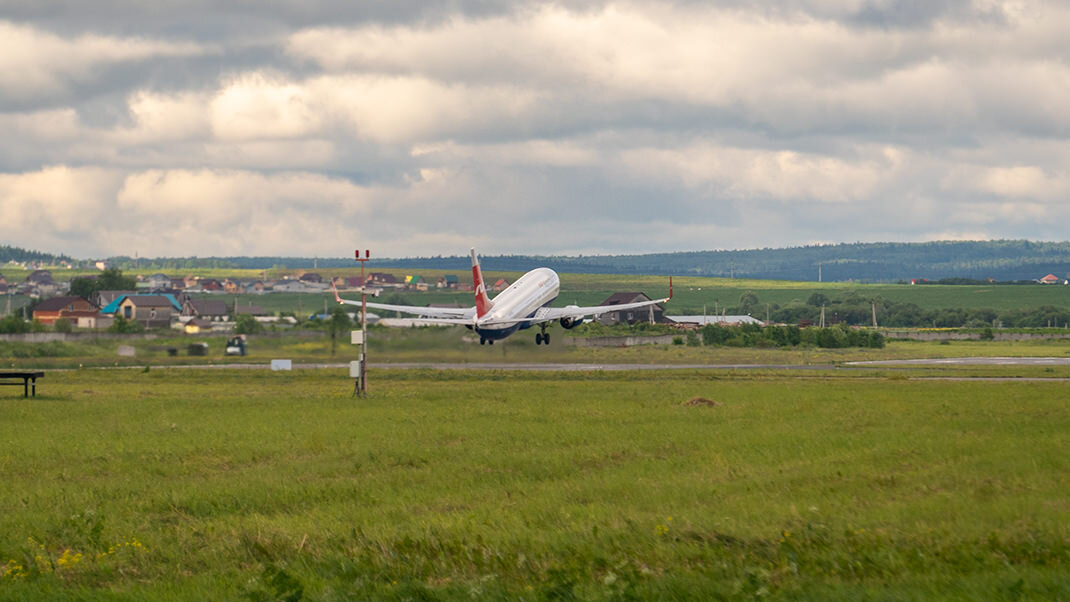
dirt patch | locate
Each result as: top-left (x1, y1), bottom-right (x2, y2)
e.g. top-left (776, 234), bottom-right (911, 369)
top-left (682, 397), bottom-right (721, 407)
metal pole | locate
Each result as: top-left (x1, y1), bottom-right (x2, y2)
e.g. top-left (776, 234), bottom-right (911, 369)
top-left (355, 249), bottom-right (370, 397)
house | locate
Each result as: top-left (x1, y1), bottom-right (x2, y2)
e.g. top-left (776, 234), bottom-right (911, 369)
top-left (234, 304), bottom-right (266, 316)
top-left (170, 278), bottom-right (186, 290)
top-left (147, 273), bottom-right (172, 291)
top-left (1038, 274), bottom-right (1060, 284)
top-left (437, 275), bottom-right (459, 289)
top-left (299, 272), bottom-right (324, 283)
top-left (182, 298), bottom-right (228, 320)
top-left (596, 292), bottom-right (667, 326)
top-left (492, 278), bottom-right (510, 292)
top-left (272, 279), bottom-right (314, 292)
top-left (345, 276), bottom-right (365, 289)
top-left (199, 278), bottom-right (223, 292)
top-left (117, 295), bottom-right (175, 328)
top-left (405, 275), bottom-right (428, 291)
top-left (223, 279), bottom-right (243, 294)
top-left (26, 270), bottom-right (53, 285)
top-left (94, 261), bottom-right (111, 271)
top-left (32, 296), bottom-right (97, 326)
top-left (183, 275), bottom-right (199, 289)
top-left (368, 272), bottom-right (400, 286)
top-left (95, 290), bottom-right (136, 309)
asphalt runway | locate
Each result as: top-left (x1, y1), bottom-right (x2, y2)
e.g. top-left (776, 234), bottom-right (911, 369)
top-left (846, 357), bottom-right (1070, 366)
top-left (122, 357), bottom-right (1070, 372)
top-left (149, 362), bottom-right (838, 371)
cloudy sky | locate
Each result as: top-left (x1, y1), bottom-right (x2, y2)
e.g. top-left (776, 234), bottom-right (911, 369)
top-left (1, 1), bottom-right (1067, 259)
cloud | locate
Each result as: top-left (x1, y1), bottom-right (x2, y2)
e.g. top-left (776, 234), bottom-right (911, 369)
top-left (3, 2), bottom-right (1070, 258)
top-left (0, 21), bottom-right (208, 106)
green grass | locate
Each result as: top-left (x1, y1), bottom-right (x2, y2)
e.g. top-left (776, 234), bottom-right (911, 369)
top-left (0, 368), bottom-right (1066, 600)
top-left (5, 329), bottom-right (1070, 375)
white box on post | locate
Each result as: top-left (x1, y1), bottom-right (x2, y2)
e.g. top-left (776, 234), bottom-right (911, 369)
top-left (349, 360), bottom-right (362, 378)
top-left (351, 330), bottom-right (364, 345)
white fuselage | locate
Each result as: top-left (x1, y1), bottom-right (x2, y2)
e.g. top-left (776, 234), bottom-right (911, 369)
top-left (476, 267), bottom-right (560, 339)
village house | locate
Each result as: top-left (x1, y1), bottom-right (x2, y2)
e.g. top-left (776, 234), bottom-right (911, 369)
top-left (26, 270), bottom-right (53, 285)
top-left (596, 292), bottom-right (668, 326)
top-left (405, 275), bottom-right (429, 291)
top-left (234, 303), bottom-right (267, 316)
top-left (181, 298), bottom-right (228, 320)
top-left (32, 296), bottom-right (98, 326)
top-left (368, 272), bottom-right (400, 287)
top-left (94, 290), bottom-right (136, 309)
top-left (147, 273), bottom-right (172, 291)
top-left (492, 278), bottom-right (510, 292)
top-left (117, 295), bottom-right (175, 329)
top-left (437, 275), bottom-right (459, 289)
top-left (1038, 273), bottom-right (1062, 284)
top-left (272, 279), bottom-right (315, 293)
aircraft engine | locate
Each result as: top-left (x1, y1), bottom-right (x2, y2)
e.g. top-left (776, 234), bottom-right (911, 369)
top-left (559, 311), bottom-right (585, 329)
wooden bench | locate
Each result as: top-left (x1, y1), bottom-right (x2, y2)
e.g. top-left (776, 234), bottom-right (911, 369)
top-left (0, 372), bottom-right (45, 398)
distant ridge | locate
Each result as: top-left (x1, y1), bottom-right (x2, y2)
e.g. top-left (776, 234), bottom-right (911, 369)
top-left (6, 240), bottom-right (1070, 282)
top-left (353, 240), bottom-right (1070, 282)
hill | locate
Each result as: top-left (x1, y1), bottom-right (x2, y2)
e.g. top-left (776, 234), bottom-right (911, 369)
top-left (359, 240), bottom-right (1070, 282)
top-left (8, 240), bottom-right (1070, 282)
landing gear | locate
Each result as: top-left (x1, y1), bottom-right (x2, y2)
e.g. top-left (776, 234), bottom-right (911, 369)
top-left (480, 337), bottom-right (493, 345)
top-left (535, 324), bottom-right (551, 345)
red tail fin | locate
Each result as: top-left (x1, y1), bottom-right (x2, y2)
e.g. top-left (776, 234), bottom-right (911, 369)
top-left (471, 248), bottom-right (492, 317)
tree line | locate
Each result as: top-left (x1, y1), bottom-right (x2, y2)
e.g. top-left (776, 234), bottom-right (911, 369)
top-left (739, 292), bottom-right (1070, 329)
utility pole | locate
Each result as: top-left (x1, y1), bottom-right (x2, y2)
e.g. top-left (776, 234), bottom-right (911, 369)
top-left (352, 249), bottom-right (371, 397)
top-left (871, 302), bottom-right (878, 328)
top-left (818, 262), bottom-right (822, 282)
top-left (820, 305), bottom-right (826, 328)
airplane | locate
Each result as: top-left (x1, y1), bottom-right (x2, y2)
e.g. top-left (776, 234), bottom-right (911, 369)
top-left (333, 248), bottom-right (671, 345)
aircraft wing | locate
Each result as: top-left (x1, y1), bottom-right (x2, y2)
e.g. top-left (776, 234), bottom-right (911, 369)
top-left (533, 296), bottom-right (671, 323)
top-left (477, 294), bottom-right (672, 327)
top-left (333, 287), bottom-right (475, 320)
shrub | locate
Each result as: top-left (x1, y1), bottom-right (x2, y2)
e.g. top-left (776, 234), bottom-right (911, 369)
top-left (234, 314), bottom-right (264, 335)
top-left (108, 315), bottom-right (144, 334)
top-left (685, 330), bottom-right (700, 346)
top-left (0, 314), bottom-right (29, 334)
top-left (54, 318), bottom-right (73, 333)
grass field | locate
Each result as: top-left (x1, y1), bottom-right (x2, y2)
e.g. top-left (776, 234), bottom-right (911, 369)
top-left (0, 367), bottom-right (1066, 600)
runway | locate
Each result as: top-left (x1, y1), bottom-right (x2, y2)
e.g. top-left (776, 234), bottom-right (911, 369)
top-left (109, 356), bottom-right (1070, 372)
top-left (846, 357), bottom-right (1070, 366)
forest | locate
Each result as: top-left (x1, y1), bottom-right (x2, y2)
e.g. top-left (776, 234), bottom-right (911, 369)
top-left (7, 240), bottom-right (1070, 282)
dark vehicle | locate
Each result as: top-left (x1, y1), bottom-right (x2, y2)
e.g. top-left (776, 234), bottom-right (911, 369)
top-left (224, 335), bottom-right (247, 356)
